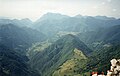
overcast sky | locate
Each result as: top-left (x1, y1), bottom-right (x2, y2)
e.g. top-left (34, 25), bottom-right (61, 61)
top-left (0, 0), bottom-right (120, 21)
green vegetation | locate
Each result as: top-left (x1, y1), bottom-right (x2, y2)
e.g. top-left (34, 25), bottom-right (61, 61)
top-left (53, 48), bottom-right (88, 76)
top-left (0, 13), bottom-right (120, 76)
top-left (27, 41), bottom-right (51, 59)
top-left (0, 45), bottom-right (39, 76)
top-left (0, 24), bottom-right (46, 55)
top-left (82, 45), bottom-right (120, 75)
top-left (28, 34), bottom-right (92, 76)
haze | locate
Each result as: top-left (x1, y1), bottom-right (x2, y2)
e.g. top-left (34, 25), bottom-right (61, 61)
top-left (0, 0), bottom-right (120, 21)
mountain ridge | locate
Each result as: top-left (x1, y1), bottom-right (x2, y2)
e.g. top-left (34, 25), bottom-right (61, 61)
top-left (28, 34), bottom-right (92, 76)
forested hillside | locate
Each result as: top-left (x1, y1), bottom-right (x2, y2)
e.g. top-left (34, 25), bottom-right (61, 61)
top-left (0, 13), bottom-right (120, 76)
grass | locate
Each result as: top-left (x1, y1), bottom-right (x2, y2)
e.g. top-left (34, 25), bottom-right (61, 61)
top-left (52, 48), bottom-right (88, 76)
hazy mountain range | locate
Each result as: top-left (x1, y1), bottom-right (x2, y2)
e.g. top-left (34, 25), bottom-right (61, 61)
top-left (0, 13), bottom-right (120, 76)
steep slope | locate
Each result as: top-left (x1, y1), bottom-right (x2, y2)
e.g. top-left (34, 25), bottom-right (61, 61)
top-left (0, 45), bottom-right (39, 76)
top-left (53, 48), bottom-right (88, 76)
top-left (0, 24), bottom-right (46, 54)
top-left (33, 13), bottom-right (71, 37)
top-left (82, 45), bottom-right (120, 75)
top-left (33, 13), bottom-right (88, 36)
top-left (27, 41), bottom-right (52, 60)
top-left (76, 25), bottom-right (120, 75)
top-left (101, 25), bottom-right (120, 45)
top-left (77, 25), bottom-right (120, 50)
top-left (28, 34), bottom-right (92, 76)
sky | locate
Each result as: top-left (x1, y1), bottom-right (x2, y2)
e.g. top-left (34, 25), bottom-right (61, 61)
top-left (0, 0), bottom-right (120, 21)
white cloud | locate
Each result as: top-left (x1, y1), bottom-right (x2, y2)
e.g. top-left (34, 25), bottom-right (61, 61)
top-left (93, 6), bottom-right (99, 9)
top-left (107, 0), bottom-right (111, 2)
top-left (112, 9), bottom-right (117, 12)
top-left (0, 0), bottom-right (119, 20)
top-left (102, 2), bottom-right (106, 5)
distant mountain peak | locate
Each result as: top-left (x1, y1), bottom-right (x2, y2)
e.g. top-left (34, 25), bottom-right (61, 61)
top-left (21, 18), bottom-right (32, 22)
top-left (42, 12), bottom-right (69, 18)
top-left (95, 15), bottom-right (116, 20)
top-left (74, 14), bottom-right (83, 18)
top-left (35, 12), bottom-right (70, 22)
top-left (57, 34), bottom-right (92, 54)
top-left (44, 12), bottom-right (62, 16)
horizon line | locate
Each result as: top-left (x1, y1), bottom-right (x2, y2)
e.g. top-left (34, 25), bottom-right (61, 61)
top-left (0, 12), bottom-right (119, 22)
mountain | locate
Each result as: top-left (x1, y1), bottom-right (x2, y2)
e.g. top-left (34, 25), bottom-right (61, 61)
top-left (77, 25), bottom-right (120, 50)
top-left (35, 12), bottom-right (70, 22)
top-left (13, 18), bottom-right (33, 27)
top-left (52, 48), bottom-right (88, 76)
top-left (0, 13), bottom-right (120, 76)
top-left (94, 16), bottom-right (115, 20)
top-left (33, 13), bottom-right (87, 36)
top-left (28, 34), bottom-right (92, 76)
top-left (100, 25), bottom-right (120, 45)
top-left (0, 24), bottom-right (46, 54)
top-left (0, 44), bottom-right (40, 76)
top-left (33, 13), bottom-right (70, 37)
top-left (33, 13), bottom-right (120, 38)
top-left (0, 18), bottom-right (33, 27)
top-left (81, 44), bottom-right (120, 75)
top-left (75, 25), bottom-right (120, 75)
